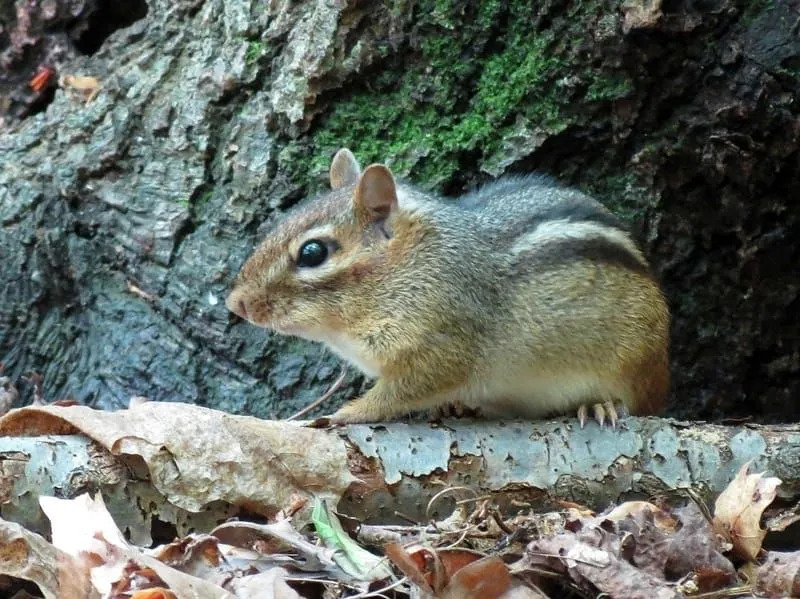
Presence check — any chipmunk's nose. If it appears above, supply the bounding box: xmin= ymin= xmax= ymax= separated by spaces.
xmin=225 ymin=288 xmax=249 ymax=320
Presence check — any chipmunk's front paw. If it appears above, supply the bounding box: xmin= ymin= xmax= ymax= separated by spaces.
xmin=328 ymin=400 xmax=378 ymax=425
xmin=576 ymin=401 xmax=628 ymax=429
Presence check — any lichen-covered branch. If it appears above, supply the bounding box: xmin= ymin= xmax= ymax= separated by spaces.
xmin=1 ymin=404 xmax=798 ymax=538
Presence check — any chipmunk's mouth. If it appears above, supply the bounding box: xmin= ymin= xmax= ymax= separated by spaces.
xmin=268 ymin=316 xmax=305 ymax=337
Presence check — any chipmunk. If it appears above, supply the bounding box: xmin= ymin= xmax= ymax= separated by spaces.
xmin=226 ymin=149 xmax=669 ymax=426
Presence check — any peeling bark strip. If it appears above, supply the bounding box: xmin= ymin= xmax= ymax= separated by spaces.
xmin=1 ymin=404 xmax=798 ymax=536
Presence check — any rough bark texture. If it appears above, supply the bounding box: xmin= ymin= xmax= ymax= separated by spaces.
xmin=0 ymin=0 xmax=798 ymax=420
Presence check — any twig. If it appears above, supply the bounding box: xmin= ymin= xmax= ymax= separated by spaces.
xmin=287 ymin=363 xmax=348 ymax=420
xmin=425 ymin=486 xmax=478 ymax=521
xmin=491 ymin=509 xmax=514 ymax=535
xmin=346 ymin=576 xmax=409 ymax=598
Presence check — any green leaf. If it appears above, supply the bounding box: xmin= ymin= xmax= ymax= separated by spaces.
xmin=312 ymin=497 xmax=395 ymax=582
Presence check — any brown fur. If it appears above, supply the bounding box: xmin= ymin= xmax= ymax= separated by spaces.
xmin=226 ymin=149 xmax=670 ymax=424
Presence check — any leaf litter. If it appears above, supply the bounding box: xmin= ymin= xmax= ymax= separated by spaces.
xmin=1 ymin=405 xmax=799 ymax=597
xmin=3 ymin=466 xmax=799 ymax=598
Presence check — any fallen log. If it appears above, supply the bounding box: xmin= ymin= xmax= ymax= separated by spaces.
xmin=0 ymin=403 xmax=796 ymax=544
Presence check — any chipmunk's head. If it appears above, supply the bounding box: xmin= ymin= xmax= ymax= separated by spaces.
xmin=226 ymin=149 xmax=401 ymax=340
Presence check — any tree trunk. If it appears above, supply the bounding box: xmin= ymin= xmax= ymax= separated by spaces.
xmin=1 ymin=0 xmax=798 ymax=421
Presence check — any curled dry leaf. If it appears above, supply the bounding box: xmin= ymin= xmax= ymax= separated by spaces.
xmin=0 ymin=403 xmax=354 ymax=523
xmin=518 ymin=528 xmax=681 ymax=599
xmin=440 ymin=555 xmax=512 ymax=599
xmin=664 ymin=503 xmax=736 ymax=590
xmin=713 ymin=461 xmax=782 ymax=561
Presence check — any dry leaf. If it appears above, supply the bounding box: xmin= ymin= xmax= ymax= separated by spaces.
xmin=755 ymin=550 xmax=800 ymax=598
xmin=40 ymin=493 xmax=234 ymax=598
xmin=713 ymin=461 xmax=781 ymax=561
xmin=227 ymin=568 xmax=302 ymax=599
xmin=0 ymin=403 xmax=354 ymax=523
xmin=518 ymin=528 xmax=681 ymax=599
xmin=0 ymin=517 xmax=98 ymax=599
xmin=441 ymin=555 xmax=511 ymax=599
xmin=385 ymin=543 xmax=515 ymax=599
xmin=383 ymin=543 xmax=435 ymax=594
xmin=130 ymin=588 xmax=177 ymax=599
xmin=604 ymin=501 xmax=678 ymax=533
xmin=663 ymin=503 xmax=735 ymax=588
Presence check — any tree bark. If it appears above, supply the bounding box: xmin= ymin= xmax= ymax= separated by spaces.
xmin=0 ymin=0 xmax=798 ymax=421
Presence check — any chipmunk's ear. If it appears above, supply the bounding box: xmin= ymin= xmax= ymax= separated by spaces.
xmin=355 ymin=164 xmax=397 ymax=221
xmin=329 ymin=148 xmax=361 ymax=189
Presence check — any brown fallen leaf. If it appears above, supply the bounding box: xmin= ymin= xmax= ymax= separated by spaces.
xmin=713 ymin=461 xmax=781 ymax=561
xmin=755 ymin=550 xmax=800 ymax=598
xmin=664 ymin=503 xmax=735 ymax=590
xmin=607 ymin=502 xmax=673 ymax=578
xmin=383 ymin=543 xmax=435 ymax=594
xmin=517 ymin=528 xmax=681 ymax=599
xmin=384 ymin=543 xmax=513 ymax=598
xmin=129 ymin=586 xmax=177 ymax=599
xmin=0 ymin=403 xmax=354 ymax=524
xmin=440 ymin=555 xmax=512 ymax=599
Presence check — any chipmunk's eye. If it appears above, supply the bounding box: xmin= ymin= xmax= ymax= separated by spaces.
xmin=297 ymin=239 xmax=328 ymax=267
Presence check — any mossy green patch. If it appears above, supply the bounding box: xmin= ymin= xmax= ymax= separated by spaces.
xmin=289 ymin=0 xmax=638 ymax=200
xmin=303 ymin=1 xmax=580 ymax=190
xmin=245 ymin=40 xmax=268 ymax=66
xmin=585 ymin=72 xmax=634 ymax=102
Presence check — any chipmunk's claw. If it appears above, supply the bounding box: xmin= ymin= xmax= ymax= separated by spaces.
xmin=604 ymin=401 xmax=619 ymax=429
xmin=577 ymin=404 xmax=587 ymax=428
xmin=576 ymin=401 xmax=620 ymax=429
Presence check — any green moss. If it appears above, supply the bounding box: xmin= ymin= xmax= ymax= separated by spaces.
xmin=245 ymin=40 xmax=268 ymax=66
xmin=302 ymin=1 xmax=579 ymax=190
xmin=585 ymin=72 xmax=634 ymax=101
xmin=288 ymin=0 xmax=636 ymax=196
